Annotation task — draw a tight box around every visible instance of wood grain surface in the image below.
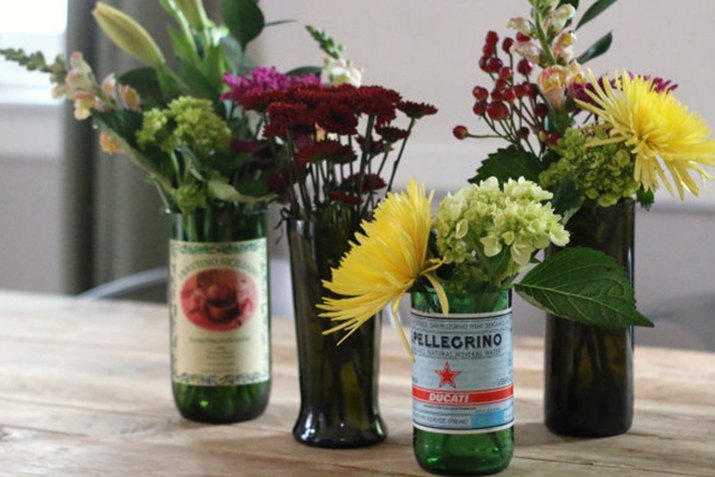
[0,291,713,476]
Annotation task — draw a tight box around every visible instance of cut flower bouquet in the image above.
[318,178,652,355]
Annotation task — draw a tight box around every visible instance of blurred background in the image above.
[1,0,713,349]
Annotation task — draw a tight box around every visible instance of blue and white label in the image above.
[411,309,514,433]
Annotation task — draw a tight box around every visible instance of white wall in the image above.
[0,103,63,293]
[256,0,715,204]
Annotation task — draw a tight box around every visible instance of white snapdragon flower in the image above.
[324,57,363,87]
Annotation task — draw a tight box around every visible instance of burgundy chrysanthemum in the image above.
[294,140,357,167]
[329,190,362,205]
[263,102,315,138]
[375,125,410,143]
[238,89,287,112]
[397,101,438,119]
[342,173,387,193]
[355,86,402,125]
[316,102,359,135]
[356,135,386,156]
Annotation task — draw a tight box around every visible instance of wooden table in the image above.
[1,291,713,476]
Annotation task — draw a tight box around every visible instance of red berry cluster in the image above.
[455,30,552,150]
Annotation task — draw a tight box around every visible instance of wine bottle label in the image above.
[169,239,270,386]
[411,309,514,434]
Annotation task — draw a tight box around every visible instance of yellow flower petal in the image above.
[577,70,715,199]
[318,179,447,356]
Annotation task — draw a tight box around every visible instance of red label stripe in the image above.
[412,384,513,406]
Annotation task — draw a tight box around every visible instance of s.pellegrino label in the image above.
[169,239,269,386]
[411,308,514,433]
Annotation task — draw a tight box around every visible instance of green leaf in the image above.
[220,36,245,74]
[286,66,322,76]
[549,177,583,223]
[221,0,265,49]
[469,146,544,184]
[176,60,217,100]
[636,187,654,210]
[547,108,573,136]
[515,247,653,329]
[576,31,613,65]
[167,25,198,64]
[559,0,579,8]
[208,178,241,201]
[118,68,163,104]
[577,0,617,30]
[265,19,295,27]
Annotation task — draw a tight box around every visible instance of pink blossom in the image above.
[221,66,320,103]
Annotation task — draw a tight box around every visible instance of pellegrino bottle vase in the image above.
[411,288,514,475]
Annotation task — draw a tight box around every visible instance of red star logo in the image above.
[435,361,461,389]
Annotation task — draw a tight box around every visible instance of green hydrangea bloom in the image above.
[434,177,569,288]
[540,128,640,207]
[136,108,176,152]
[136,97,230,158]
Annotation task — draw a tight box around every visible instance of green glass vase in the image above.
[287,210,387,448]
[411,288,514,476]
[168,206,271,423]
[544,198,635,436]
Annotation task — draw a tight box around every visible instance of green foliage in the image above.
[559,0,579,8]
[306,25,344,60]
[0,48,66,83]
[636,187,655,210]
[549,177,583,222]
[220,36,247,74]
[577,31,613,64]
[469,147,544,184]
[577,0,617,30]
[286,66,323,76]
[515,247,653,329]
[119,68,163,104]
[221,0,265,50]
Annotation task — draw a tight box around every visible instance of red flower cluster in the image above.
[294,140,357,167]
[342,173,387,193]
[376,125,410,143]
[239,83,414,138]
[229,80,437,213]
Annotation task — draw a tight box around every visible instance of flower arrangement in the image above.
[454,0,715,212]
[319,178,652,356]
[231,77,438,223]
[0,1,340,214]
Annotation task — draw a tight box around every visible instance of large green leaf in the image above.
[515,247,653,329]
[469,146,544,184]
[221,0,265,49]
[577,31,613,64]
[577,0,617,30]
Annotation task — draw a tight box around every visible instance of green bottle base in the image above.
[172,381,270,424]
[413,427,514,476]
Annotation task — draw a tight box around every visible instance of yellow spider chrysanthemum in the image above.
[577,70,715,199]
[318,179,448,358]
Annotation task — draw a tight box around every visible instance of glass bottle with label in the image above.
[411,287,513,476]
[168,206,270,423]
